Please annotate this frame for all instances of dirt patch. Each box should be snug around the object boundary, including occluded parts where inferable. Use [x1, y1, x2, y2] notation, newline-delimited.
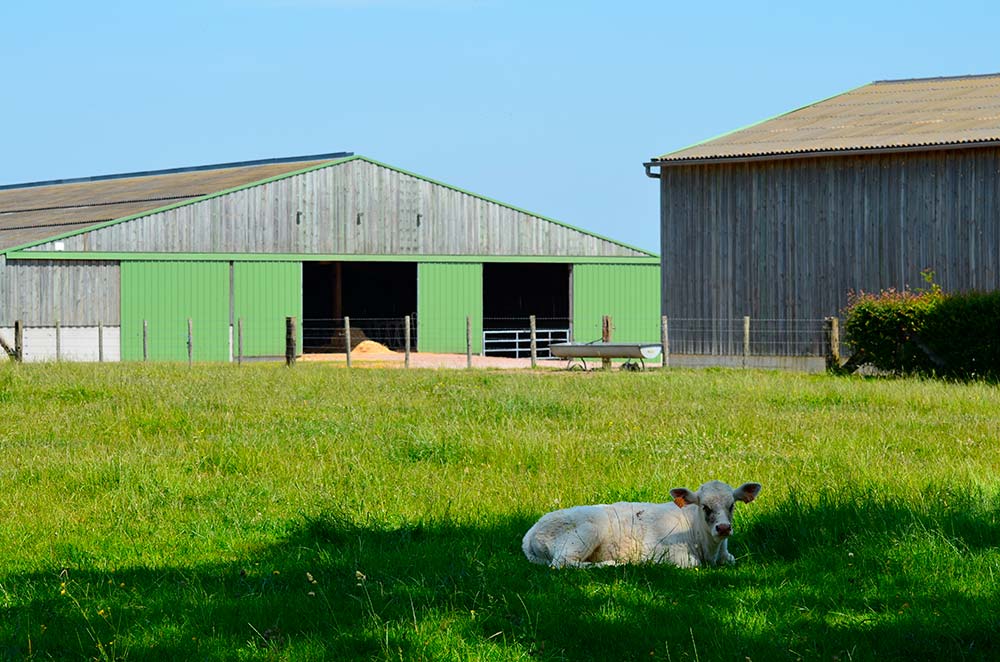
[300, 351, 559, 370]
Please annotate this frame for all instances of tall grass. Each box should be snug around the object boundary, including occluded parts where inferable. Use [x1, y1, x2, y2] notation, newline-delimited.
[1, 363, 998, 660]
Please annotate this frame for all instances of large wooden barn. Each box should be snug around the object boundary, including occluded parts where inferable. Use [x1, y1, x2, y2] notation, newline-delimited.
[645, 73, 1000, 358]
[0, 153, 659, 362]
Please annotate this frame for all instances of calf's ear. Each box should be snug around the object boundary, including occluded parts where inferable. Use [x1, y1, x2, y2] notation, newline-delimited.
[670, 487, 698, 508]
[733, 482, 762, 503]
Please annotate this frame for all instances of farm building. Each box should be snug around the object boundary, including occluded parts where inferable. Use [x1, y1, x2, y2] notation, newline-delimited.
[0, 153, 659, 362]
[645, 73, 1000, 359]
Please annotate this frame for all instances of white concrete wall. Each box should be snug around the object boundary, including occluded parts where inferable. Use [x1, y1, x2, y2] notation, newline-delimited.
[0, 326, 121, 362]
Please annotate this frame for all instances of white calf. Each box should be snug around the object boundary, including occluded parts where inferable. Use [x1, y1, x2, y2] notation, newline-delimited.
[522, 480, 762, 568]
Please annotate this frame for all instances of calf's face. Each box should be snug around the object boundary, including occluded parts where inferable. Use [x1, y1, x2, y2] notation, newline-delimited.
[670, 480, 762, 541]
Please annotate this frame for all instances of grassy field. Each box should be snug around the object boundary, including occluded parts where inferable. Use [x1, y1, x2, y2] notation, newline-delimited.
[1, 362, 999, 661]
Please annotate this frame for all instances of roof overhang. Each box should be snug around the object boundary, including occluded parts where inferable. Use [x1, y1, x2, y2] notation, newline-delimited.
[644, 138, 1000, 177]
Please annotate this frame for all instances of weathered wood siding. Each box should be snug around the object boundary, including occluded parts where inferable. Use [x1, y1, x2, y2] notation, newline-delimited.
[661, 147, 1000, 354]
[0, 259, 120, 325]
[29, 160, 645, 257]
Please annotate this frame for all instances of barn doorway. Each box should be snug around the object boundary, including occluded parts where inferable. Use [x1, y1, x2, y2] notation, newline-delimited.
[302, 261, 417, 352]
[482, 263, 571, 357]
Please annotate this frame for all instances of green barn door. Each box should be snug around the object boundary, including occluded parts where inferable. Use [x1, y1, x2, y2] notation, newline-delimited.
[120, 262, 230, 361]
[572, 264, 661, 343]
[233, 262, 302, 357]
[417, 263, 482, 353]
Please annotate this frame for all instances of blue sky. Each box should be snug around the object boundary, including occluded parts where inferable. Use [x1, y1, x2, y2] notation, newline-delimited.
[2, 0, 997, 253]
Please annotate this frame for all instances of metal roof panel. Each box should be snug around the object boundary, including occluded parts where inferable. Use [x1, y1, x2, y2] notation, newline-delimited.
[655, 74, 1000, 162]
[0, 156, 344, 251]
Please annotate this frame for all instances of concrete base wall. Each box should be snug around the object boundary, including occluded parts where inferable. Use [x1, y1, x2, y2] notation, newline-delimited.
[0, 326, 121, 362]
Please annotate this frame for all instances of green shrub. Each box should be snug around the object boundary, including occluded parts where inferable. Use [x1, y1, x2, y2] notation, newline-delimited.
[921, 289, 1000, 378]
[843, 286, 943, 374]
[844, 273, 1000, 379]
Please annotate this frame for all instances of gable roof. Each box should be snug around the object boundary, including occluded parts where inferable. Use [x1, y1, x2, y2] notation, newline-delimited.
[1, 154, 655, 258]
[0, 153, 352, 252]
[652, 73, 1000, 164]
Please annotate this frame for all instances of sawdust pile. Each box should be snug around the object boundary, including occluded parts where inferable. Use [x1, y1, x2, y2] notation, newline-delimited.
[352, 340, 395, 354]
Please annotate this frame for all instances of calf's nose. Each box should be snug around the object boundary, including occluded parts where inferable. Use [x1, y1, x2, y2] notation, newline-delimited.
[716, 523, 732, 537]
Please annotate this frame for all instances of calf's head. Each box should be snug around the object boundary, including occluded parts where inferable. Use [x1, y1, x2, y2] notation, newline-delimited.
[670, 480, 762, 540]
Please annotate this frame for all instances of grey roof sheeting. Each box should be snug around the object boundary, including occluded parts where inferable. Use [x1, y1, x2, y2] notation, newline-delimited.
[0, 153, 351, 251]
[653, 73, 1000, 163]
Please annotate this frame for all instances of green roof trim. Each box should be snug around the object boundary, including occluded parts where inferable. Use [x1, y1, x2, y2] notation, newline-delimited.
[6, 251, 660, 265]
[651, 82, 868, 162]
[4, 155, 656, 258]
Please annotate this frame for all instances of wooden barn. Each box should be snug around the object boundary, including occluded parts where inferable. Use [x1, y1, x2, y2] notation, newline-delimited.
[645, 73, 1000, 359]
[0, 153, 659, 362]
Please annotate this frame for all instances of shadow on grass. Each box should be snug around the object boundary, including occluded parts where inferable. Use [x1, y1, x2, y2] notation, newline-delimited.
[3, 493, 1000, 660]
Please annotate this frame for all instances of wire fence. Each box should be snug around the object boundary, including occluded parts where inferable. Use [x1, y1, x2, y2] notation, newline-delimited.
[0, 315, 840, 365]
[667, 317, 830, 356]
[303, 317, 415, 353]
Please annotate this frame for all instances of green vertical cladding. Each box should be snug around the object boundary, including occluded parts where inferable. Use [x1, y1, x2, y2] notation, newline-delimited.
[121, 262, 230, 361]
[234, 262, 302, 357]
[572, 264, 661, 343]
[417, 263, 483, 353]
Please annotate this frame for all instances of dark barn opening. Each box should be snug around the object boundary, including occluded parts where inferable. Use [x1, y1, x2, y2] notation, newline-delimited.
[482, 263, 571, 357]
[303, 261, 417, 352]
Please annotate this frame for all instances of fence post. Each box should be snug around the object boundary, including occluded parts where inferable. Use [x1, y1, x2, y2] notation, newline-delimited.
[285, 316, 297, 366]
[601, 315, 612, 370]
[98, 321, 104, 363]
[344, 316, 352, 368]
[404, 315, 411, 369]
[237, 317, 243, 366]
[824, 316, 841, 372]
[55, 319, 61, 362]
[529, 315, 537, 368]
[143, 320, 149, 362]
[14, 320, 23, 363]
[743, 316, 750, 369]
[187, 318, 193, 368]
[661, 315, 670, 368]
[466, 315, 472, 369]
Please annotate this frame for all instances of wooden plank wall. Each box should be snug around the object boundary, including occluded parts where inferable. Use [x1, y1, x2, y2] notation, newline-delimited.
[0, 259, 120, 326]
[30, 160, 646, 258]
[661, 147, 1000, 355]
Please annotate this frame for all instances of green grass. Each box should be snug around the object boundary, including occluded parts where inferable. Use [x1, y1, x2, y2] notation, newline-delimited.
[1, 363, 999, 660]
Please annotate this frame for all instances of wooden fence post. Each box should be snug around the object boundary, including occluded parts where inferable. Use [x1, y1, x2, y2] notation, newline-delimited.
[529, 314, 537, 368]
[187, 318, 193, 368]
[237, 317, 243, 366]
[344, 316, 352, 368]
[601, 315, 612, 370]
[743, 316, 751, 369]
[824, 317, 841, 372]
[143, 320, 149, 362]
[466, 315, 472, 369]
[55, 319, 61, 362]
[14, 320, 23, 363]
[285, 316, 297, 366]
[661, 315, 670, 368]
[404, 315, 411, 369]
[98, 321, 104, 363]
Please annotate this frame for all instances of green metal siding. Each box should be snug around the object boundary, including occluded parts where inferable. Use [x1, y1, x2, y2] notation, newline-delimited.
[417, 263, 482, 353]
[233, 262, 302, 357]
[120, 262, 230, 361]
[572, 264, 661, 343]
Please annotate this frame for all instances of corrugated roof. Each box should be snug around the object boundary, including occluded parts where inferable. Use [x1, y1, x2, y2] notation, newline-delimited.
[653, 73, 1000, 163]
[0, 153, 351, 251]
